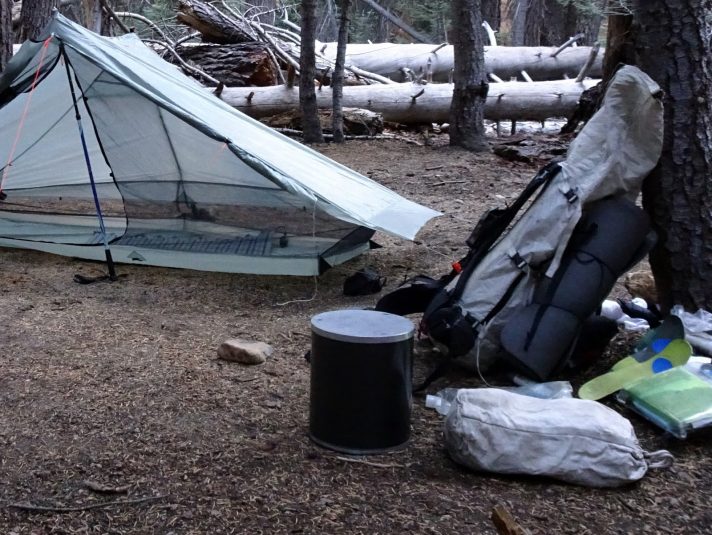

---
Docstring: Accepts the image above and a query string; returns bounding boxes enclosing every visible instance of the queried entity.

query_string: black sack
[343,267,385,296]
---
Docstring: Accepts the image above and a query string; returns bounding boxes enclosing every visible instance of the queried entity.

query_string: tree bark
[449,0,488,151]
[633,0,712,311]
[216,77,597,124]
[1,0,12,71]
[602,12,634,83]
[82,0,102,34]
[320,42,602,82]
[331,0,351,143]
[177,0,255,44]
[509,0,601,47]
[299,0,324,143]
[167,43,279,87]
[481,0,500,29]
[19,0,57,40]
[509,0,529,46]
[539,0,601,47]
[357,0,430,43]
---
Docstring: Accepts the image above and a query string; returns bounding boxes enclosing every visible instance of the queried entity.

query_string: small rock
[217,339,273,365]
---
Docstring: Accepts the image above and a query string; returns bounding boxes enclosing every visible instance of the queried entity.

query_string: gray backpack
[377,66,664,385]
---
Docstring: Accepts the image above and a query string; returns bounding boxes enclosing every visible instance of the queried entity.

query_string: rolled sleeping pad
[500,196,652,381]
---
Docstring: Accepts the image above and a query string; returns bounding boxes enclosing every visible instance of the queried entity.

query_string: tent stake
[61,47,117,281]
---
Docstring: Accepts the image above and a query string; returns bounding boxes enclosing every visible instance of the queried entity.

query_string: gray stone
[217,339,273,365]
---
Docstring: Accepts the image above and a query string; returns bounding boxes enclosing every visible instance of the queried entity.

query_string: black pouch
[343,267,386,296]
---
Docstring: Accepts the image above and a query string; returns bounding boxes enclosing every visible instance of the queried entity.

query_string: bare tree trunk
[540,0,601,47]
[522,0,545,45]
[357,0,430,43]
[1,0,12,71]
[634,0,712,311]
[82,0,102,34]
[602,12,634,83]
[481,0,500,29]
[509,0,529,45]
[316,0,338,42]
[19,0,57,40]
[332,0,351,143]
[510,0,601,47]
[450,0,488,151]
[300,0,324,143]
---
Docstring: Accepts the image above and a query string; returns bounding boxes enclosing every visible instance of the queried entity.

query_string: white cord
[419,241,452,260]
[474,324,493,387]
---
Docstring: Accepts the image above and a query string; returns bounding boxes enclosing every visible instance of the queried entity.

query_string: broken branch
[575,42,601,82]
[6,494,168,513]
[113,12,174,45]
[551,33,585,58]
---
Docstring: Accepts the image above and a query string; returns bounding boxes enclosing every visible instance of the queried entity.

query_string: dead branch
[113,12,174,45]
[99,0,131,34]
[551,33,584,58]
[260,23,302,45]
[143,39,221,85]
[343,63,394,85]
[357,0,430,43]
[575,42,601,82]
[492,504,531,535]
[335,455,407,468]
[82,480,131,494]
[174,31,202,47]
[482,21,497,47]
[6,494,168,513]
[432,180,467,186]
[281,10,301,33]
[220,0,296,77]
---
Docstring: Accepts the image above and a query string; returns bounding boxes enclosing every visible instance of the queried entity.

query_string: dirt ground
[1,133,711,534]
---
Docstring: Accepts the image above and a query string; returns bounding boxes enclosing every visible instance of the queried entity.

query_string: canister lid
[311,309,415,344]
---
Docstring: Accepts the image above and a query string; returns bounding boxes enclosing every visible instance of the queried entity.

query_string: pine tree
[299,0,324,143]
[0,0,12,72]
[449,0,488,152]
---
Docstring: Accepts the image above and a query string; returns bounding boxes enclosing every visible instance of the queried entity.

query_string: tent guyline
[0,14,439,275]
[60,44,118,281]
[0,37,53,200]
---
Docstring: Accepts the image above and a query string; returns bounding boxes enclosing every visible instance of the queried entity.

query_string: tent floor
[0,213,369,275]
[0,235,369,275]
[113,229,274,257]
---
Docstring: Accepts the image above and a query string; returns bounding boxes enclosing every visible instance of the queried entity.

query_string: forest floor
[1,131,710,534]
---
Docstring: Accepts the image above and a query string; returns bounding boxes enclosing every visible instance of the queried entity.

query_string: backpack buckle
[509,250,528,270]
[564,188,578,203]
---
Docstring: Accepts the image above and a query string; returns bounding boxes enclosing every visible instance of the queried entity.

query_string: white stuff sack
[444,389,672,487]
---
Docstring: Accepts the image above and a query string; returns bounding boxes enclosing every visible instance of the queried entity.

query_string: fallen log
[177,0,256,44]
[167,43,279,86]
[319,42,603,82]
[173,0,598,84]
[262,108,384,135]
[217,79,599,124]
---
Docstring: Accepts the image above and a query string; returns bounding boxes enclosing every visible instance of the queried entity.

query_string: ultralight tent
[0,13,439,276]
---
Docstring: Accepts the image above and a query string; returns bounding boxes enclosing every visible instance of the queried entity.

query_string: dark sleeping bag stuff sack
[500,196,654,381]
